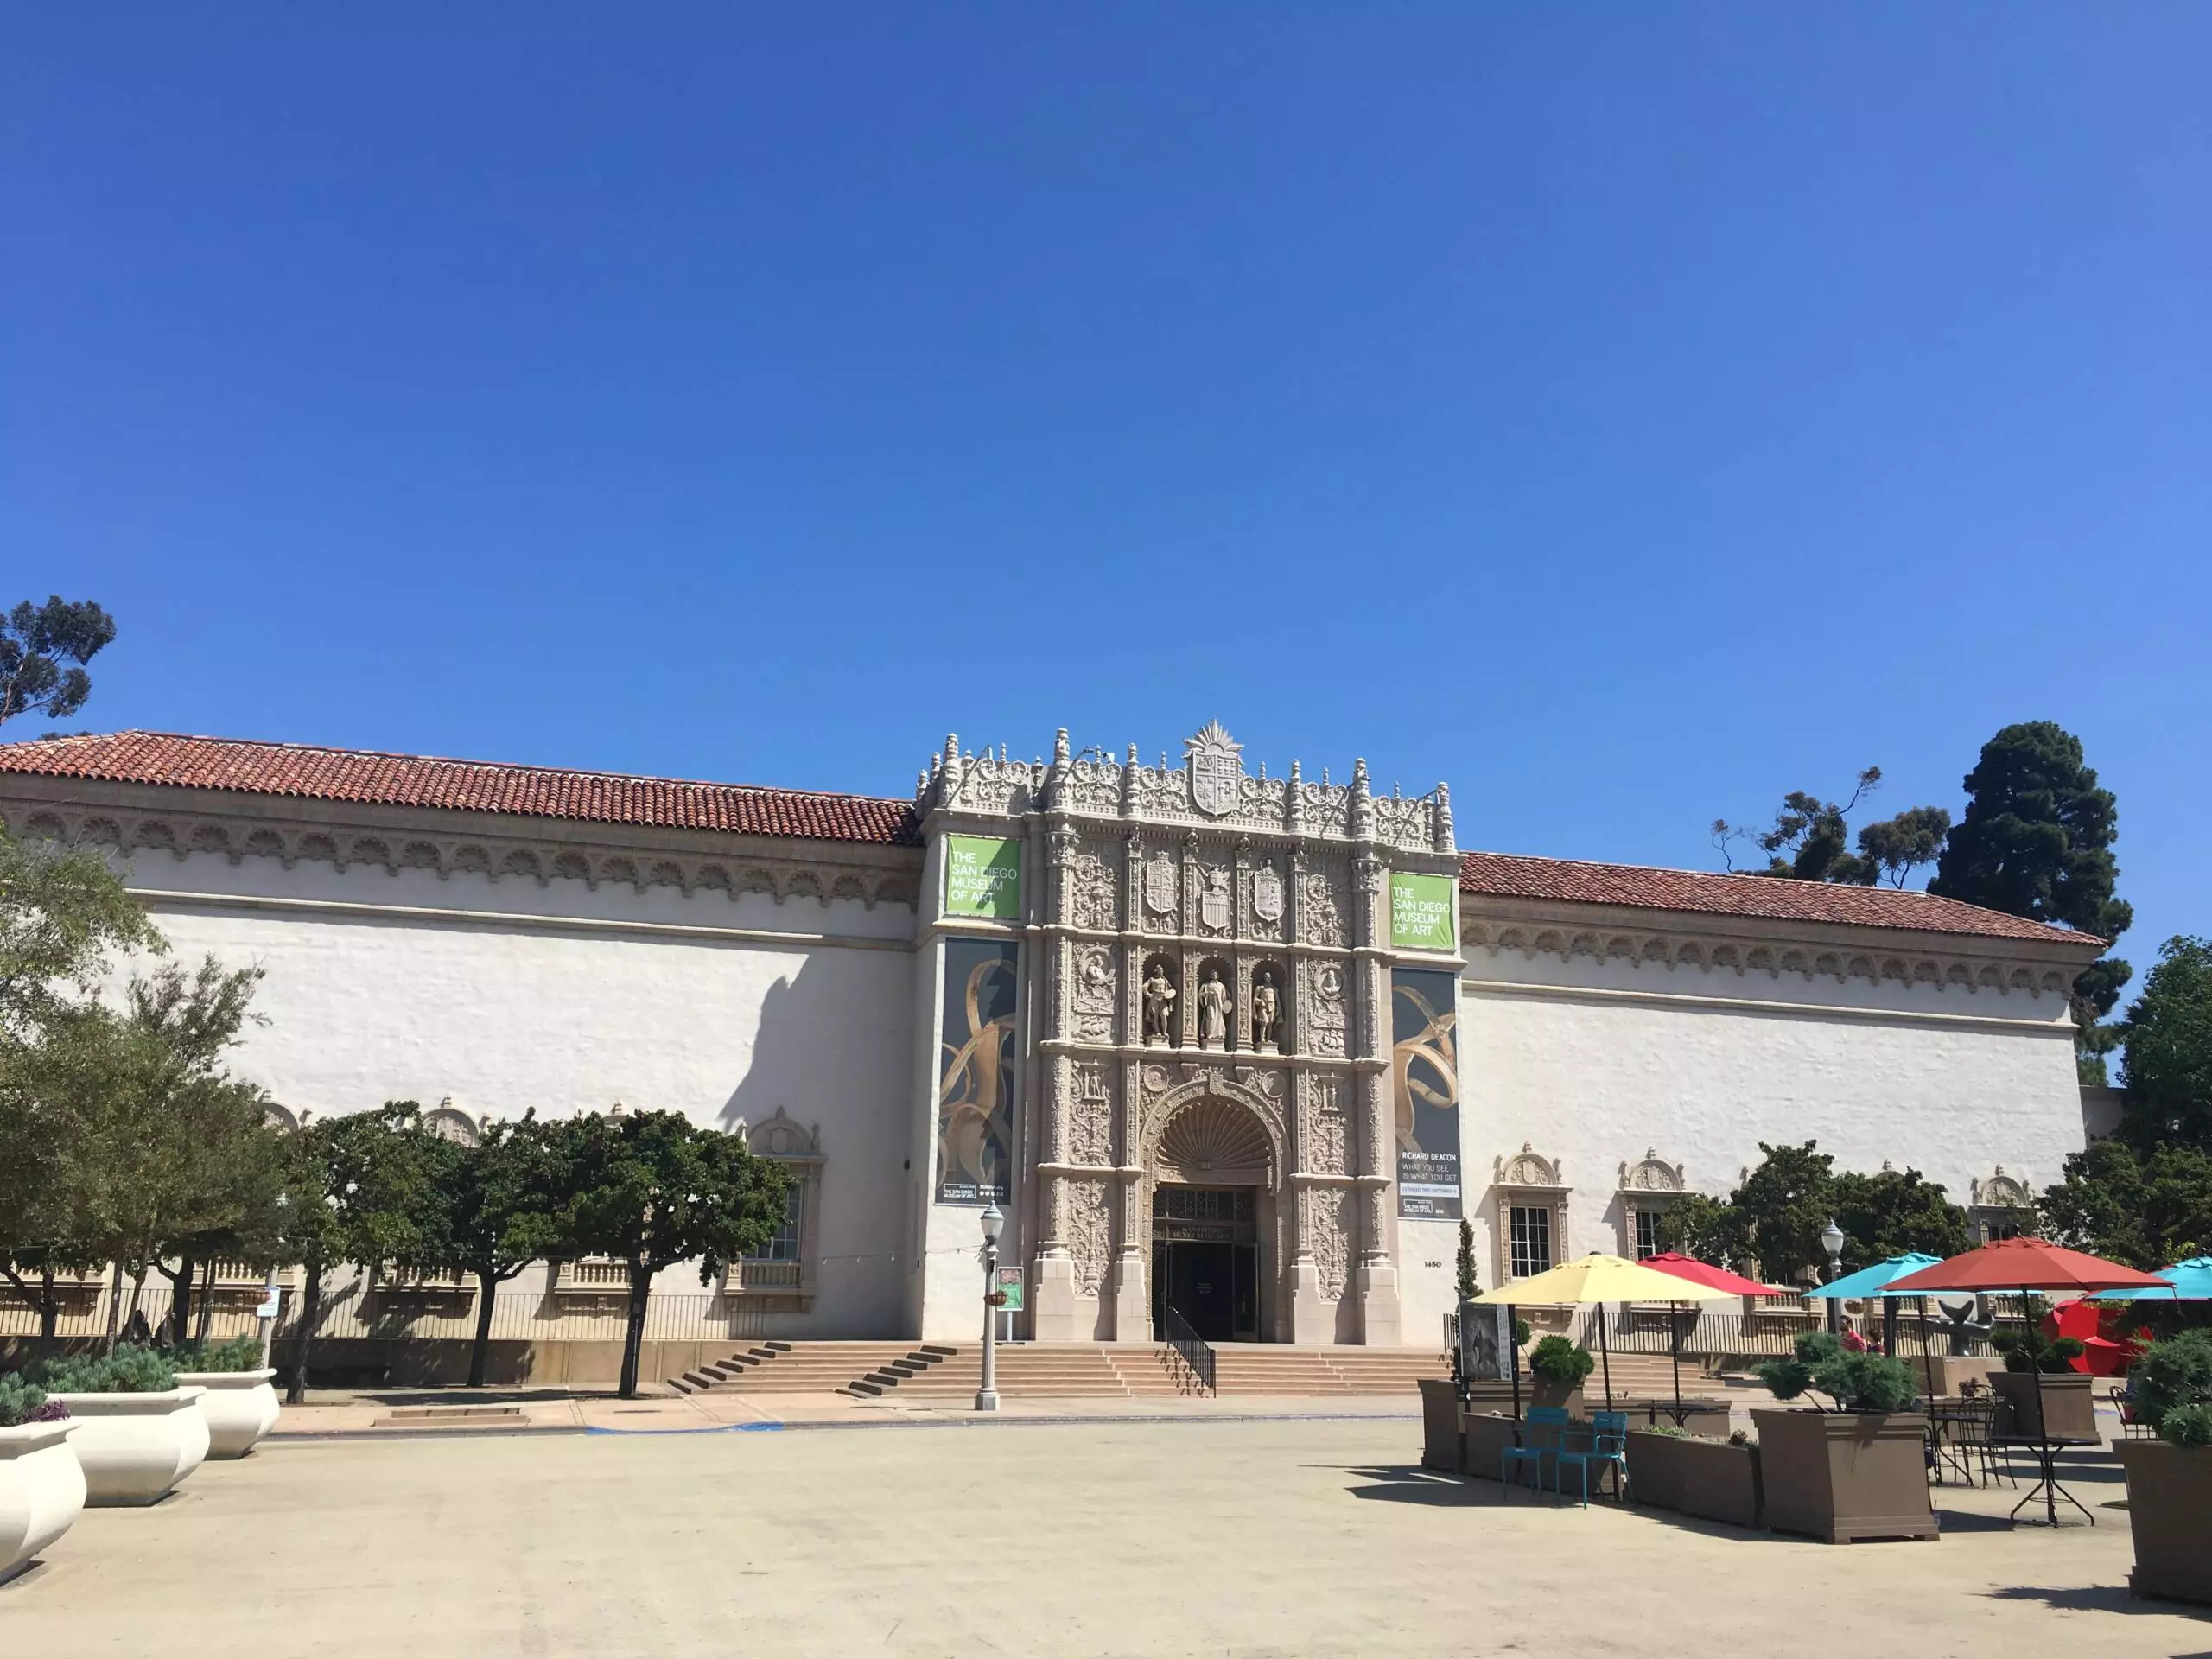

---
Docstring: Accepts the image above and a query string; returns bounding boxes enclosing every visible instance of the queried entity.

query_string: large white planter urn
[0,1421,86,1583]
[45,1387,209,1506]
[171,1369,281,1458]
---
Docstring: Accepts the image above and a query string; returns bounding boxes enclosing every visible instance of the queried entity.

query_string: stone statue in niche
[1196,966,1233,1049]
[1251,969,1281,1052]
[1141,963,1178,1046]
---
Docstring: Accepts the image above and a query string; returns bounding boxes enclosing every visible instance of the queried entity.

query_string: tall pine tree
[1930,721,2131,1074]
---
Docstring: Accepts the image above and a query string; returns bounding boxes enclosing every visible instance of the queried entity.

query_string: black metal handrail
[1164,1305,1216,1395]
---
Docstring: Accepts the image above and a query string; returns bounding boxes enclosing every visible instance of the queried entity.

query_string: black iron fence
[1163,1305,1216,1394]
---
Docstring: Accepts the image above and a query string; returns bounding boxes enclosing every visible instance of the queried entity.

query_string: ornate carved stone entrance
[1145,1093,1277,1342]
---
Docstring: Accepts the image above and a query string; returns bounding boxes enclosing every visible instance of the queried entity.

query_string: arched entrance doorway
[1145,1095,1279,1343]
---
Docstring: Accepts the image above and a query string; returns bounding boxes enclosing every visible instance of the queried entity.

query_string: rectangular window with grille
[1634,1210,1660,1261]
[1510,1205,1552,1278]
[747,1183,804,1263]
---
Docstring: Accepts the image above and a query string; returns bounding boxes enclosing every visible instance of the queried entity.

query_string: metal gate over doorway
[1151,1186,1258,1343]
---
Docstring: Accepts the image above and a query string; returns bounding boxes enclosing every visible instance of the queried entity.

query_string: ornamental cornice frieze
[0,785,922,911]
[1459,910,2074,997]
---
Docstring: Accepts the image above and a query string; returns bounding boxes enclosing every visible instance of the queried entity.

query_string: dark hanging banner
[937,937,1019,1204]
[1392,966,1461,1219]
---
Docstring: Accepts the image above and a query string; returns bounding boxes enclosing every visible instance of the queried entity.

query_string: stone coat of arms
[1252,861,1284,924]
[1185,721,1242,817]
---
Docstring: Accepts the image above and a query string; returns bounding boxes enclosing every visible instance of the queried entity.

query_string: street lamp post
[1821,1218,1846,1337]
[976,1201,1004,1413]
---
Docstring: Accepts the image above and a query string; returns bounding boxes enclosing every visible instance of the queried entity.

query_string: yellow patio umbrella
[1472,1253,1740,1408]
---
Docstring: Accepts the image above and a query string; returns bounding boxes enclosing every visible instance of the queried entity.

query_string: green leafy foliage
[0,1373,60,1427]
[1809,1351,1918,1414]
[0,596,116,728]
[2038,1139,2212,1268]
[1991,1327,2086,1374]
[2160,1403,2212,1449]
[1527,1334,1596,1385]
[0,817,163,1044]
[162,1333,264,1374]
[35,1344,178,1395]
[1713,768,1951,889]
[2118,937,2212,1154]
[1655,1142,1969,1283]
[2130,1330,2212,1433]
[1754,1331,1841,1403]
[1929,721,2131,1049]
[549,1109,791,1397]
[1454,1217,1479,1304]
[416,1110,574,1386]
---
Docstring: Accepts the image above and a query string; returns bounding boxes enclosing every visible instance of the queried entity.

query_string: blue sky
[5,7,2206,976]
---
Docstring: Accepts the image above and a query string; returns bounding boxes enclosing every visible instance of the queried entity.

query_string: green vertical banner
[1389,871,1457,951]
[938,937,1019,1203]
[944,835,1022,919]
[1392,967,1460,1219]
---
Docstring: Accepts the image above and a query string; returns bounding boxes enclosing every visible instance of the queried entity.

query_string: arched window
[729,1109,825,1308]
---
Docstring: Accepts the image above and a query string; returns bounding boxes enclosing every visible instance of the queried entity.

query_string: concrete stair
[844,1344,1201,1399]
[666,1340,957,1395]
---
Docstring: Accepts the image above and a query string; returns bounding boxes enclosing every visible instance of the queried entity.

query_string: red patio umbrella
[1639,1253,1791,1418]
[1886,1237,2169,1525]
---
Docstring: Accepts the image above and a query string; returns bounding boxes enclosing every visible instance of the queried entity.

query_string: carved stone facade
[918,724,1461,1346]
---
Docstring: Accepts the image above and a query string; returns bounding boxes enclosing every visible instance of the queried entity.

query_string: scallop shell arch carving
[1141,1076,1284,1183]
[1154,1097,1274,1183]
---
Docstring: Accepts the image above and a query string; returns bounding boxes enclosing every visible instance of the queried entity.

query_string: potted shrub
[35,1346,209,1506]
[1986,1326,2096,1441]
[2114,1329,2212,1605]
[1751,1332,1936,1543]
[1,1375,86,1585]
[1676,1428,1763,1528]
[167,1335,282,1459]
[1625,1421,1685,1510]
[1526,1335,1593,1416]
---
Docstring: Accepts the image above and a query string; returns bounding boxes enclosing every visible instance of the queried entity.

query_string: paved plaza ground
[7,1411,2205,1657]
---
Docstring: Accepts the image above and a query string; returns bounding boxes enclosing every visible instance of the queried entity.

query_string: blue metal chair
[1554,1410,1630,1506]
[1502,1406,1567,1497]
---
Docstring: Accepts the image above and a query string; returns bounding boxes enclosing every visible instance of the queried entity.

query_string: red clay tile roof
[0,731,918,845]
[1458,849,2099,948]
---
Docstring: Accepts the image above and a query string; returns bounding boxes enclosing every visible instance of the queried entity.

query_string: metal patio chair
[1554,1410,1630,1507]
[1503,1406,1567,1498]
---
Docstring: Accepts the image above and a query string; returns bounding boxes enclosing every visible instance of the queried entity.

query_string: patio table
[1992,1430,2103,1526]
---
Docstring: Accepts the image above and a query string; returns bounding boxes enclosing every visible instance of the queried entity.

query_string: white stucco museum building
[0,726,2099,1350]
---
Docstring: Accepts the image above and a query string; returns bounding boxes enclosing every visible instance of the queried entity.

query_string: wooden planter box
[1462,1378,1584,1421]
[1624,1430,1684,1510]
[1751,1409,1937,1543]
[1989,1373,2098,1441]
[1462,1412,1519,1482]
[1419,1378,1461,1473]
[1678,1435,1762,1528]
[1619,1402,1732,1438]
[2116,1440,2212,1605]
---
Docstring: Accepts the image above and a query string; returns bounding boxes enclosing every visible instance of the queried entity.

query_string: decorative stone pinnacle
[1053,728,1071,762]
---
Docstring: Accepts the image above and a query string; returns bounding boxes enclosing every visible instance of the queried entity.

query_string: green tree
[0,596,116,728]
[0,819,162,1041]
[1655,1191,1748,1270]
[1722,1141,1838,1285]
[551,1109,790,1399]
[1454,1217,1480,1303]
[2037,1139,2212,1269]
[1828,1164,1972,1267]
[1929,721,2132,1067]
[423,1113,570,1388]
[1713,768,1950,889]
[279,1103,451,1404]
[2118,938,2212,1152]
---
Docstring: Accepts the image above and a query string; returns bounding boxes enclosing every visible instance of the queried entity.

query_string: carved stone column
[1032,831,1084,1342]
[1349,839,1402,1347]
[1287,1073,1332,1344]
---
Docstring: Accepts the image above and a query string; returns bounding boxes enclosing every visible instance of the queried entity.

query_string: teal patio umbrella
[2094,1256,2209,1300]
